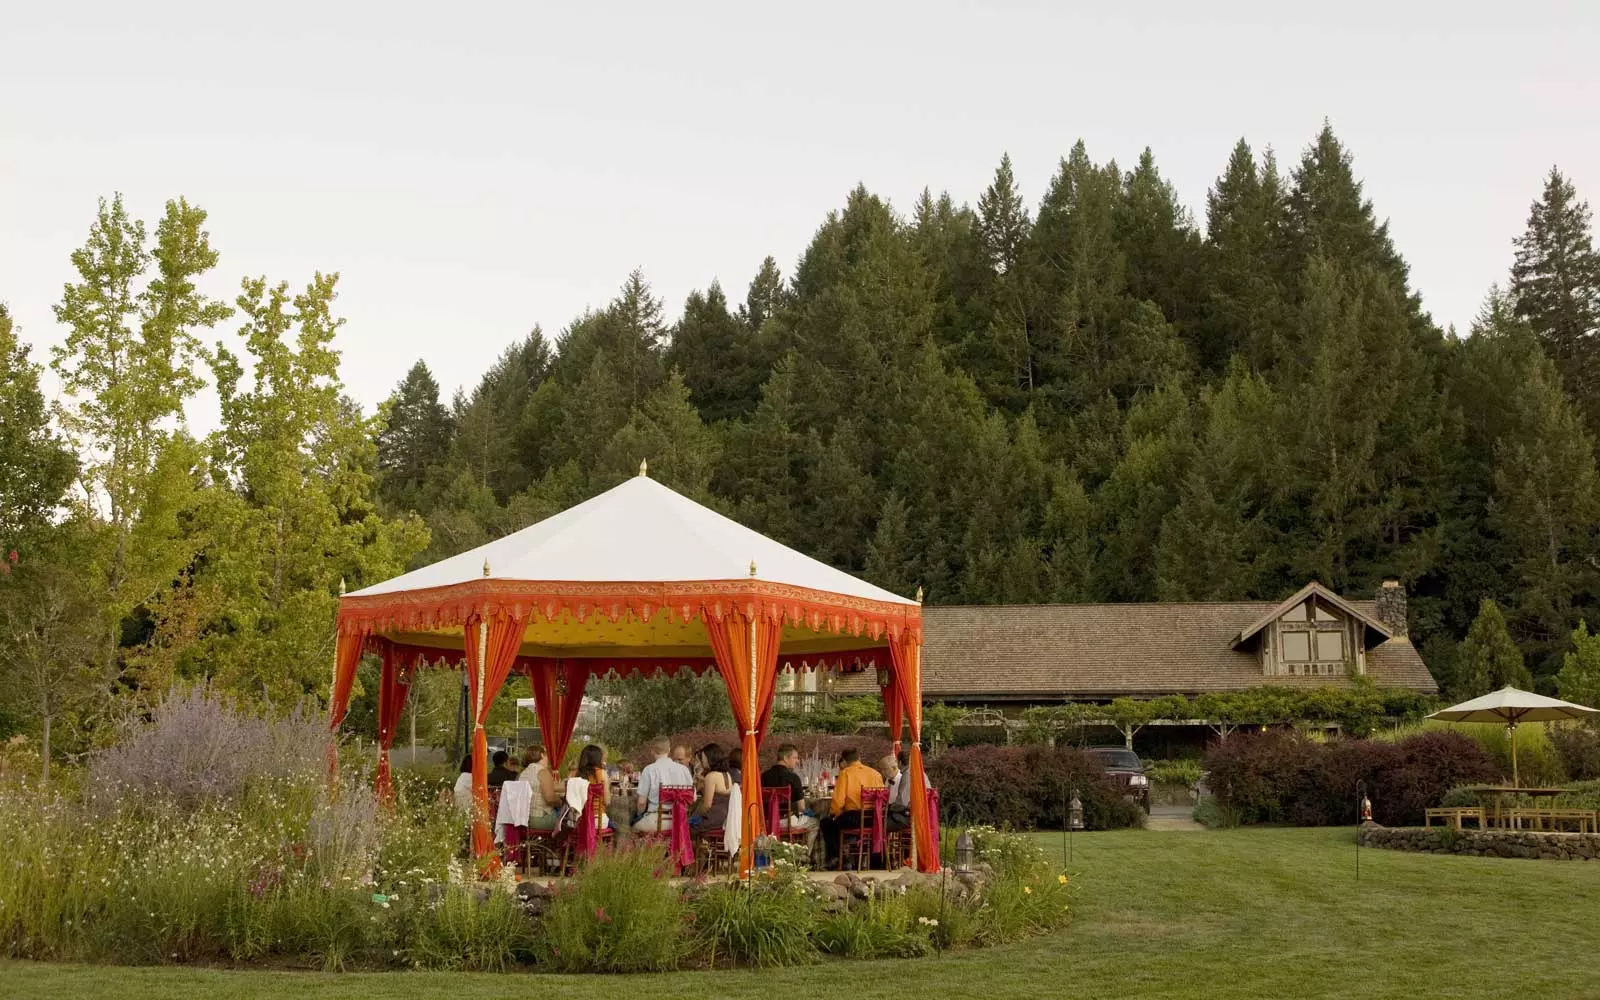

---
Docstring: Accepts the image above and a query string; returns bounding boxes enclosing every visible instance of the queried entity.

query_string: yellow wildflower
[1023,886,1032,895]
[1058,874,1069,884]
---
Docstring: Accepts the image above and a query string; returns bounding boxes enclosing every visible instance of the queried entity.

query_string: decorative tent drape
[374,642,415,803]
[466,609,529,865]
[888,633,937,873]
[880,665,904,755]
[705,611,783,875]
[326,628,367,777]
[525,659,592,773]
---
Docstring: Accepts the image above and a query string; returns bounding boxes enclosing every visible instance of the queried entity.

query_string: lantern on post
[953,830,975,873]
[1069,790,1085,831]
[1360,786,1373,823]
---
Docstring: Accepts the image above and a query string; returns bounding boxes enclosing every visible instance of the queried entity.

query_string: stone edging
[1359,825,1600,860]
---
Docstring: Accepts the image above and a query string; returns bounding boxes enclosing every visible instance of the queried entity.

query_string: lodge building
[794,581,1436,708]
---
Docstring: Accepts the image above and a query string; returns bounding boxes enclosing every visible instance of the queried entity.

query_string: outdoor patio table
[1470,787,1565,829]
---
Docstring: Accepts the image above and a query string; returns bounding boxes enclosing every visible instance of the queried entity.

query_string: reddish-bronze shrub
[926,744,1144,830]
[1205,730,1497,826]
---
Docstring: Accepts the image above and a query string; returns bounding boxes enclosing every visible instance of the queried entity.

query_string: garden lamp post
[954,830,975,874]
[1068,788,1083,864]
[1355,780,1368,881]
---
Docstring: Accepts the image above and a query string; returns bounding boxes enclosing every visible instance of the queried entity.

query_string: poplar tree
[51,195,230,679]
[203,273,426,699]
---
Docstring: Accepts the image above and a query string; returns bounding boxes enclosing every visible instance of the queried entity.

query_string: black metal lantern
[1069,790,1085,831]
[954,830,975,873]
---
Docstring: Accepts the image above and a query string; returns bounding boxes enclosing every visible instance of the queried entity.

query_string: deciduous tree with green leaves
[50,195,230,684]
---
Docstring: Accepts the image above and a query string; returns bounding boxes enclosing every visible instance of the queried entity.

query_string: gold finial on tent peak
[750,559,758,578]
[915,586,924,604]
[638,458,648,477]
[483,559,491,578]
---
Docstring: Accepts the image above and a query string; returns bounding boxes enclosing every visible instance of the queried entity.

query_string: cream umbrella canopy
[1427,686,1600,786]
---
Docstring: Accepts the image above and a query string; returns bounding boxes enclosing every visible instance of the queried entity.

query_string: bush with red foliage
[1205,730,1497,826]
[925,744,1145,830]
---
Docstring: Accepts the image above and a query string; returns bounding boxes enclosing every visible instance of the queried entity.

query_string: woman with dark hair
[576,744,611,818]
[452,755,473,813]
[690,742,733,830]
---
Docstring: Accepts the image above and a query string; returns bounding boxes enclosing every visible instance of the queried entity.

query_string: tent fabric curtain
[704,611,783,875]
[326,628,368,777]
[465,608,529,865]
[888,633,937,873]
[526,659,591,773]
[880,666,904,754]
[374,642,415,803]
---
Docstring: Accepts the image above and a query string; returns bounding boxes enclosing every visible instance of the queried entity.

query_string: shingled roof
[831,595,1436,700]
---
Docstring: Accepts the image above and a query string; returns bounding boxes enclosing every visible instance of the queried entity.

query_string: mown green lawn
[4,827,1598,1000]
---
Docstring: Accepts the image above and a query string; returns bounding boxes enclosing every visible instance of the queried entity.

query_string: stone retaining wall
[1360,825,1600,860]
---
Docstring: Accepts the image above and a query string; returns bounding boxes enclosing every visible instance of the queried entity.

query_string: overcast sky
[3,1,1597,429]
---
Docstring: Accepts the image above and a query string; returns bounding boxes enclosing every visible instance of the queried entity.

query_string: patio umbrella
[1427,686,1600,787]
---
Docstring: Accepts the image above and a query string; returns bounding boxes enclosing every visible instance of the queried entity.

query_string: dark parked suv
[1084,746,1151,812]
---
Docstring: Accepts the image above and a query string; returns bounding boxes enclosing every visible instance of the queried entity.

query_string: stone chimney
[1374,579,1408,638]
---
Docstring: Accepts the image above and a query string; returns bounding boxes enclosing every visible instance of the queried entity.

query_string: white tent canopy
[349,474,915,606]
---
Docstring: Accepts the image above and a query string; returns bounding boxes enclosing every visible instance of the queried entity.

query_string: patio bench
[1424,807,1485,830]
[1507,808,1596,833]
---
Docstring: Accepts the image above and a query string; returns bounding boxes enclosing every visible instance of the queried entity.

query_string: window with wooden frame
[1272,597,1349,676]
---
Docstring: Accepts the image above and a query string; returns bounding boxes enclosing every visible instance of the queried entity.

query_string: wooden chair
[558,782,613,874]
[638,785,696,873]
[762,786,810,843]
[838,787,889,871]
[694,828,734,876]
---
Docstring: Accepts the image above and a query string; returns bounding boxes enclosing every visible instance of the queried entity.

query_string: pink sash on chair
[927,786,940,842]
[576,782,602,859]
[763,787,787,834]
[658,786,696,870]
[862,788,888,855]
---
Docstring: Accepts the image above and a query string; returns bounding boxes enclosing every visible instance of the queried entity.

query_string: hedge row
[1203,730,1497,827]
[926,744,1146,830]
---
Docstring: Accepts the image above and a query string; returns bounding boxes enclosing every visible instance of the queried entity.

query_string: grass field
[4,827,1598,1000]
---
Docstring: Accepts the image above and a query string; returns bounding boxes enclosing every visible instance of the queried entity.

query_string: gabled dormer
[1231,582,1395,678]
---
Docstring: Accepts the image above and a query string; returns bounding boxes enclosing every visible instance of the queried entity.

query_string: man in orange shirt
[823,747,884,866]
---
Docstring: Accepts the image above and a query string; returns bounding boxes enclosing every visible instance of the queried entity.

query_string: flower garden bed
[1359,826,1600,860]
[0,689,1075,974]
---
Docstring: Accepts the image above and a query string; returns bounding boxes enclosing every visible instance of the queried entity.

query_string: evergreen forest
[7,125,1600,760]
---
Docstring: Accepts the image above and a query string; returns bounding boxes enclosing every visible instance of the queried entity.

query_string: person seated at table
[573,743,611,826]
[487,749,516,788]
[690,743,734,830]
[519,745,563,830]
[672,743,694,770]
[634,737,695,832]
[821,747,885,863]
[451,755,473,813]
[883,753,928,831]
[762,744,819,835]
